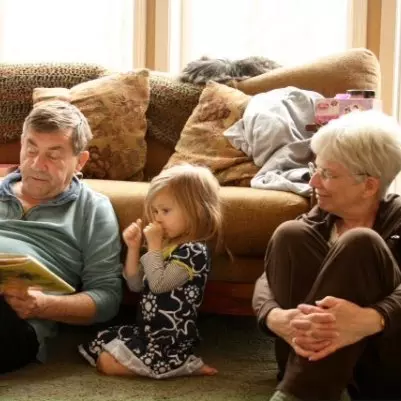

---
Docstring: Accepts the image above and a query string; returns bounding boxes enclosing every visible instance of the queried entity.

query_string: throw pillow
[0,63,107,144]
[33,69,150,181]
[165,81,259,186]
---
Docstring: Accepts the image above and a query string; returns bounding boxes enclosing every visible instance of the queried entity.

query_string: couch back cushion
[147,72,204,148]
[143,137,174,181]
[235,48,380,97]
[0,63,107,145]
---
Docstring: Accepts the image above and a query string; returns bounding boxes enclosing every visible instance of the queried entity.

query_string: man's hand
[3,285,47,319]
[143,222,164,250]
[292,296,382,361]
[122,219,143,249]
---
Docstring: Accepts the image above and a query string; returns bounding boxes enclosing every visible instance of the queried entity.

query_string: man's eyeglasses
[308,162,367,180]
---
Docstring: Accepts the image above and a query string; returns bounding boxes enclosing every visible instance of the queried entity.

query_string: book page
[0,254,75,294]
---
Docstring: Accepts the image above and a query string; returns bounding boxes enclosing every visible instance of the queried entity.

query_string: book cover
[0,253,75,294]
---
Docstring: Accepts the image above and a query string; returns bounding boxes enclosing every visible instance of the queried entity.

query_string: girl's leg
[97,351,218,377]
[193,364,218,376]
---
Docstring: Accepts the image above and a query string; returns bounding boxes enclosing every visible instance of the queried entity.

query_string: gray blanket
[223,86,323,197]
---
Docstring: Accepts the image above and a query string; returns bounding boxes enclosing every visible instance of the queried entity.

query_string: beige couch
[0,48,380,315]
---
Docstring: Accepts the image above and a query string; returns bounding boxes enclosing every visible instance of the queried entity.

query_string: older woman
[253,110,401,401]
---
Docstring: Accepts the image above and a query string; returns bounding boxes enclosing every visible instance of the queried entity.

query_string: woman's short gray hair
[22,100,93,154]
[311,110,401,198]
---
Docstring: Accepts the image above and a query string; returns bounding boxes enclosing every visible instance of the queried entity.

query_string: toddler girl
[79,164,223,379]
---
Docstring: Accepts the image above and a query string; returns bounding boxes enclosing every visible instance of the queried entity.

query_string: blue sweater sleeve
[80,194,123,323]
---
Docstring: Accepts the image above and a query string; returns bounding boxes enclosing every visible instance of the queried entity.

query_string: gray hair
[311,110,401,198]
[22,100,93,154]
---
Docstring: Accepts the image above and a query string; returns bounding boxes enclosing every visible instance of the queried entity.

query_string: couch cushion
[0,63,107,144]
[33,70,151,181]
[84,179,309,257]
[165,81,259,186]
[147,72,204,148]
[234,48,380,97]
[0,141,21,164]
[143,137,174,181]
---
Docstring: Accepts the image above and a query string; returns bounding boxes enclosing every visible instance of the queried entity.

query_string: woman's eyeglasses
[308,162,367,180]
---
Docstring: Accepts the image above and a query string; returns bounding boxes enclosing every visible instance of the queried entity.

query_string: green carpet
[0,314,278,401]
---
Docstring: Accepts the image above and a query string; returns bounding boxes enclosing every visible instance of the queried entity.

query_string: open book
[0,253,75,294]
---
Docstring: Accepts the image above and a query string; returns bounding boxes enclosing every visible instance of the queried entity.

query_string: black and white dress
[79,241,211,379]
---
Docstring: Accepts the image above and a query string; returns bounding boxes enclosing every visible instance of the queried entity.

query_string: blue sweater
[0,171,123,359]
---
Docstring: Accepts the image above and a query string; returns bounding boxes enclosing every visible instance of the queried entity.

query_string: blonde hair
[145,164,223,247]
[311,110,401,198]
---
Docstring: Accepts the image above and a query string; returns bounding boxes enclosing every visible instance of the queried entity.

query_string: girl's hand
[143,222,164,250]
[122,219,142,249]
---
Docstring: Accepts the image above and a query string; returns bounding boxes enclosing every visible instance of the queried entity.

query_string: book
[0,253,75,294]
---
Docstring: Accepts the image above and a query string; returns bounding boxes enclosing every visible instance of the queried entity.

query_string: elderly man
[0,101,122,374]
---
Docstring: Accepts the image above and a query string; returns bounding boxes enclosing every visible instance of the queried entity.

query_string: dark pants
[0,296,39,374]
[266,221,401,401]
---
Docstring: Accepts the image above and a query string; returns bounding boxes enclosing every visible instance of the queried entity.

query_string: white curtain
[0,0,134,70]
[177,0,349,72]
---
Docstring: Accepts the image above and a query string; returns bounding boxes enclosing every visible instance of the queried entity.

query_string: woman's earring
[75,171,83,179]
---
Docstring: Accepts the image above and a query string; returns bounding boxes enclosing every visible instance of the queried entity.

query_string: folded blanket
[223,86,323,197]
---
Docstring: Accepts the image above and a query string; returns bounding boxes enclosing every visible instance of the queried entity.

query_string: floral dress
[78,241,211,379]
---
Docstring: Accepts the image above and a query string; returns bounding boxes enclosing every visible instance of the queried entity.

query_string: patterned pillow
[33,69,150,181]
[0,63,107,144]
[165,81,259,186]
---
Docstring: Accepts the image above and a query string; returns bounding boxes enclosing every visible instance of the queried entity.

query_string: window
[164,0,355,74]
[389,0,401,193]
[0,0,135,71]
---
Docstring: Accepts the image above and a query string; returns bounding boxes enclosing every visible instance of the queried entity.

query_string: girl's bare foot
[96,351,135,376]
[193,364,218,376]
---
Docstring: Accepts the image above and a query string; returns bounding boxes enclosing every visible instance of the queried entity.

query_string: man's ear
[76,151,89,172]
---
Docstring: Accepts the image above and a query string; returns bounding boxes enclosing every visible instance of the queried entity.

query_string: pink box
[315,98,382,125]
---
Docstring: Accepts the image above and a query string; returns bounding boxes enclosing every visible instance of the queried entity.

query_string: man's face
[19,129,88,200]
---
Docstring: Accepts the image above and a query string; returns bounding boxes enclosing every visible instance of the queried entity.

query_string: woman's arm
[371,282,401,336]
[252,272,281,334]
[252,273,311,345]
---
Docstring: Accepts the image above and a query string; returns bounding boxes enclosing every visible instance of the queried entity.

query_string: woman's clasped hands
[290,296,379,361]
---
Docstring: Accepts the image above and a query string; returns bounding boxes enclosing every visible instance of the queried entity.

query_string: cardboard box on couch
[315,97,382,125]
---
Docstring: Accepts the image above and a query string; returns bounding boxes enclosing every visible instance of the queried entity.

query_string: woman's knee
[338,227,385,250]
[272,220,309,244]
